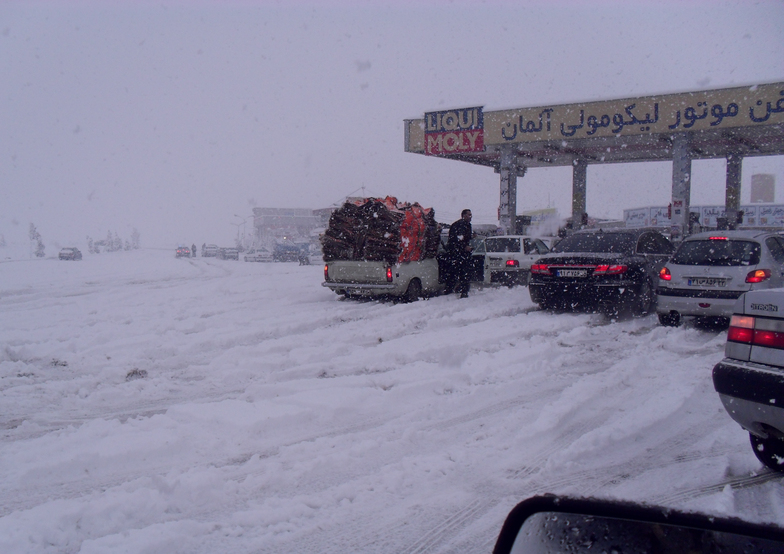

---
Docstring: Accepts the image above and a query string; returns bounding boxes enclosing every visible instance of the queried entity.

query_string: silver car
[483,235,550,286]
[657,230,784,326]
[713,287,784,472]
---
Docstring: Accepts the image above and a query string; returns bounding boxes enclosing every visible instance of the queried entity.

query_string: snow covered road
[1,249,782,553]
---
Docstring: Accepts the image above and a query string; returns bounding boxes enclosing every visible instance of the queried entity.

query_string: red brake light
[386,267,393,282]
[594,264,627,275]
[745,269,771,283]
[753,329,784,349]
[727,315,756,344]
[709,236,729,241]
[324,264,329,281]
[728,315,784,349]
[531,263,550,275]
[659,267,672,281]
[506,259,519,267]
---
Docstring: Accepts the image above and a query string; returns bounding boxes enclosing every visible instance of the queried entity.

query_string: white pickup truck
[322,259,443,302]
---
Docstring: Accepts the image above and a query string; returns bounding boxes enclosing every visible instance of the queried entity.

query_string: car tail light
[745,269,771,283]
[659,267,672,281]
[386,267,393,282]
[727,315,755,343]
[593,264,627,275]
[324,264,329,281]
[506,260,519,267]
[709,236,729,241]
[754,328,784,349]
[531,263,550,275]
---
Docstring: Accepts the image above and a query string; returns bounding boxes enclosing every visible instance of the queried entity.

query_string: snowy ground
[1,248,783,553]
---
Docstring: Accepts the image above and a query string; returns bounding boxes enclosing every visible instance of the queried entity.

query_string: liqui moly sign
[424,106,484,155]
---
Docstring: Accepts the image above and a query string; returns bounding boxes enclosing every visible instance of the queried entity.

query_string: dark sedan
[528,228,674,315]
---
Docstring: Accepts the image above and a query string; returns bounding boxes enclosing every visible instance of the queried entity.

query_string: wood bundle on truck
[321,196,443,301]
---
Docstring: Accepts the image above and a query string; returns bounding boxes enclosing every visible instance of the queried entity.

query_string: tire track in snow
[650,469,784,505]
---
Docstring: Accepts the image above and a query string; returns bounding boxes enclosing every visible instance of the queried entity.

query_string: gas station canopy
[404,82,784,237]
[405,82,784,168]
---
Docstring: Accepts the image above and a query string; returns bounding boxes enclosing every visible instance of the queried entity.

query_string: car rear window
[551,233,636,254]
[486,238,521,253]
[671,239,761,266]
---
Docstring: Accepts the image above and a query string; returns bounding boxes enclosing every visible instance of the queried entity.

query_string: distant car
[202,244,219,257]
[218,247,239,260]
[713,288,784,472]
[657,230,784,327]
[273,243,300,262]
[244,247,273,262]
[483,235,550,286]
[175,245,191,258]
[529,228,674,315]
[59,247,82,261]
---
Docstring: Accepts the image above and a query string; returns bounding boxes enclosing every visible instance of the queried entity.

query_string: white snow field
[1,248,783,553]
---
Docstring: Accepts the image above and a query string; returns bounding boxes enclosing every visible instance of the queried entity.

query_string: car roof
[684,229,781,241]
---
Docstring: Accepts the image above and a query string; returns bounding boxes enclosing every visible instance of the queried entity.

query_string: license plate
[557,269,588,278]
[687,278,727,287]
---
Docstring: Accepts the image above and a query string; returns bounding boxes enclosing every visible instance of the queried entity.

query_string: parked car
[273,243,300,262]
[713,288,784,472]
[175,245,191,258]
[656,230,784,327]
[529,228,674,315]
[202,244,219,257]
[244,247,273,262]
[59,247,82,260]
[483,235,550,286]
[218,247,239,260]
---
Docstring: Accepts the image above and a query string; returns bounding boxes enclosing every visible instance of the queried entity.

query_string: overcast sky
[2,0,783,248]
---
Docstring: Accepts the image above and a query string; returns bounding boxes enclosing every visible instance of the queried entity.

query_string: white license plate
[557,269,588,278]
[687,278,727,287]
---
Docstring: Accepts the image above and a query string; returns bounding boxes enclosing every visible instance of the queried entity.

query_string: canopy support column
[571,159,587,228]
[725,152,743,230]
[670,133,692,240]
[496,149,525,234]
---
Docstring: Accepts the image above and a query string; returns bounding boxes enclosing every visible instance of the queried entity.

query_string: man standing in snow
[445,209,473,298]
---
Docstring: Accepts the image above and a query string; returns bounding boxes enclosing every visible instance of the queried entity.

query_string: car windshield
[551,233,636,254]
[486,238,521,253]
[671,239,761,266]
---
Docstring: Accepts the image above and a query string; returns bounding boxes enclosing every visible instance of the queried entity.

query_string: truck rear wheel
[404,279,422,303]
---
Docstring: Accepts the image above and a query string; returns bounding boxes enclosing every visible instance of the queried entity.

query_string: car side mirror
[493,495,784,554]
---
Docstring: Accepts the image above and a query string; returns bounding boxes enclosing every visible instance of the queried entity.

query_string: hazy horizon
[3,0,783,249]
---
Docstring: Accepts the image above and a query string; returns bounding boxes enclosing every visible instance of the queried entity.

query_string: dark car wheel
[750,432,784,472]
[404,278,422,303]
[658,311,681,327]
[632,279,653,316]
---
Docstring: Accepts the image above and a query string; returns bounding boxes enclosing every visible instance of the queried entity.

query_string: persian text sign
[424,106,484,155]
[485,82,784,144]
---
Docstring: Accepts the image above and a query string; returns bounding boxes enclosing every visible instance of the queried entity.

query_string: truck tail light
[593,264,628,275]
[386,267,393,282]
[506,260,519,267]
[659,267,672,281]
[746,269,771,283]
[324,264,329,281]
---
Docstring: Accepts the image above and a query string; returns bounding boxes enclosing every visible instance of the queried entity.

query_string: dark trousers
[446,253,471,295]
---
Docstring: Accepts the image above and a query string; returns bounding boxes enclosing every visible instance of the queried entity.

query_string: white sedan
[244,247,273,262]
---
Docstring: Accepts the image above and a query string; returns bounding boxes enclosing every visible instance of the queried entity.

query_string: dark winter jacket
[447,218,472,257]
